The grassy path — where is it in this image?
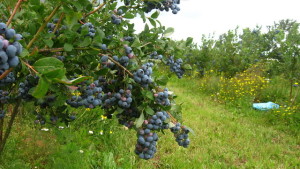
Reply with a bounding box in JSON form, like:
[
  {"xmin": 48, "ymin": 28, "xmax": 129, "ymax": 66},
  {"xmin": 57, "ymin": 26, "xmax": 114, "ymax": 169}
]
[
  {"xmin": 136, "ymin": 78, "xmax": 299, "ymax": 168},
  {"xmin": 1, "ymin": 78, "xmax": 299, "ymax": 169}
]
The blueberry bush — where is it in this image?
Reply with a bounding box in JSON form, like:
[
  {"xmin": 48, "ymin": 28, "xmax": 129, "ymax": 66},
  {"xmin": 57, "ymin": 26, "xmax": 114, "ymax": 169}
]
[{"xmin": 0, "ymin": 0, "xmax": 192, "ymax": 160}]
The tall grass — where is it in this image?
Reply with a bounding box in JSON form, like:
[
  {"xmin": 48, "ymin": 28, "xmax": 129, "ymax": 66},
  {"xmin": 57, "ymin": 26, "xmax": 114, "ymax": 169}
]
[{"xmin": 0, "ymin": 76, "xmax": 299, "ymax": 168}]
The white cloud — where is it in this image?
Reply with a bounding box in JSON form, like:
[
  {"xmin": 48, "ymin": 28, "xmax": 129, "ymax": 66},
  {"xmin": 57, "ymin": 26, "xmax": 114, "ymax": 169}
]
[{"xmin": 132, "ymin": 0, "xmax": 300, "ymax": 44}]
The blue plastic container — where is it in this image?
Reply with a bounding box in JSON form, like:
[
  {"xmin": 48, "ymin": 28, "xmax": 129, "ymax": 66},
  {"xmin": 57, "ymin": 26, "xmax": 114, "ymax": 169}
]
[{"xmin": 252, "ymin": 102, "xmax": 279, "ymax": 111}]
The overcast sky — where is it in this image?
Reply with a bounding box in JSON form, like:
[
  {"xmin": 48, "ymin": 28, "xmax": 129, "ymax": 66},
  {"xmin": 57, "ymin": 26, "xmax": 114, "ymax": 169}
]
[{"xmin": 132, "ymin": 0, "xmax": 300, "ymax": 44}]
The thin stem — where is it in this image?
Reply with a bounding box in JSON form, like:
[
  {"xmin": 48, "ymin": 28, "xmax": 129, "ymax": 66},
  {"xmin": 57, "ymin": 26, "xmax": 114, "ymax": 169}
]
[
  {"xmin": 38, "ymin": 47, "xmax": 90, "ymax": 53},
  {"xmin": 38, "ymin": 47, "xmax": 133, "ymax": 78},
  {"xmin": 106, "ymin": 55, "xmax": 134, "ymax": 77},
  {"xmin": 79, "ymin": 20, "xmax": 85, "ymax": 25},
  {"xmin": 0, "ymin": 99, "xmax": 21, "ymax": 155},
  {"xmin": 39, "ymin": 47, "xmax": 64, "ymax": 53},
  {"xmin": 166, "ymin": 111, "xmax": 177, "ymax": 123},
  {"xmin": 52, "ymin": 12, "xmax": 64, "ymax": 35},
  {"xmin": 0, "ymin": 68, "xmax": 14, "ymax": 80},
  {"xmin": 6, "ymin": 0, "xmax": 23, "ymax": 26},
  {"xmin": 26, "ymin": 5, "xmax": 61, "ymax": 49},
  {"xmin": 85, "ymin": 2, "xmax": 106, "ymax": 18},
  {"xmin": 21, "ymin": 60, "xmax": 38, "ymax": 74},
  {"xmin": 140, "ymin": 42, "xmax": 151, "ymax": 48}
]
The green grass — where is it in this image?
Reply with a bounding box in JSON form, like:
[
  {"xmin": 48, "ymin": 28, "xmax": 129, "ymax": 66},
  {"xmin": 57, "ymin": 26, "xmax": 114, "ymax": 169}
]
[{"xmin": 0, "ymin": 77, "xmax": 299, "ymax": 168}]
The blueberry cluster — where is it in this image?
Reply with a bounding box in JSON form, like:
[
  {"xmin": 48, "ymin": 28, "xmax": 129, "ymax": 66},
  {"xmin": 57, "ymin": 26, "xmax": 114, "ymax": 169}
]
[
  {"xmin": 135, "ymin": 129, "xmax": 158, "ymax": 160},
  {"xmin": 101, "ymin": 92, "xmax": 117, "ymax": 108},
  {"xmin": 116, "ymin": 88, "xmax": 132, "ymax": 108},
  {"xmin": 111, "ymin": 14, "xmax": 122, "ymax": 25},
  {"xmin": 66, "ymin": 95, "xmax": 83, "ymax": 108},
  {"xmin": 66, "ymin": 80, "xmax": 103, "ymax": 109},
  {"xmin": 105, "ymin": 35, "xmax": 113, "ymax": 40},
  {"xmin": 100, "ymin": 55, "xmax": 114, "ymax": 68},
  {"xmin": 154, "ymin": 88, "xmax": 171, "ymax": 106},
  {"xmin": 124, "ymin": 45, "xmax": 134, "ymax": 58},
  {"xmin": 150, "ymin": 51, "xmax": 163, "ymax": 60},
  {"xmin": 57, "ymin": 55, "xmax": 65, "ymax": 61},
  {"xmin": 0, "ymin": 71, "xmax": 15, "ymax": 86},
  {"xmin": 34, "ymin": 110, "xmax": 76, "ymax": 126},
  {"xmin": 0, "ymin": 90, "xmax": 9, "ymax": 104},
  {"xmin": 117, "ymin": 9, "xmax": 124, "ymax": 15},
  {"xmin": 144, "ymin": 0, "xmax": 181, "ymax": 14},
  {"xmin": 135, "ymin": 111, "xmax": 171, "ymax": 160},
  {"xmin": 100, "ymin": 46, "xmax": 133, "ymax": 69},
  {"xmin": 0, "ymin": 110, "xmax": 5, "ymax": 119},
  {"xmin": 37, "ymin": 95, "xmax": 56, "ymax": 109},
  {"xmin": 146, "ymin": 111, "xmax": 170, "ymax": 130},
  {"xmin": 117, "ymin": 107, "xmax": 139, "ymax": 127},
  {"xmin": 79, "ymin": 22, "xmax": 96, "ymax": 37},
  {"xmin": 167, "ymin": 56, "xmax": 184, "ymax": 78},
  {"xmin": 100, "ymin": 55, "xmax": 109, "ymax": 63},
  {"xmin": 123, "ymin": 36, "xmax": 134, "ymax": 42},
  {"xmin": 50, "ymin": 116, "xmax": 59, "ymax": 123},
  {"xmin": 34, "ymin": 114, "xmax": 46, "ymax": 125},
  {"xmin": 133, "ymin": 63, "xmax": 153, "ymax": 88},
  {"xmin": 18, "ymin": 75, "xmax": 39, "ymax": 100},
  {"xmin": 46, "ymin": 18, "xmax": 67, "ymax": 34},
  {"xmin": 0, "ymin": 23, "xmax": 22, "ymax": 70},
  {"xmin": 47, "ymin": 20, "xmax": 57, "ymax": 33},
  {"xmin": 170, "ymin": 123, "xmax": 190, "ymax": 148},
  {"xmin": 99, "ymin": 44, "xmax": 107, "ymax": 50},
  {"xmin": 69, "ymin": 115, "xmax": 76, "ymax": 121},
  {"xmin": 118, "ymin": 56, "xmax": 130, "ymax": 67}
]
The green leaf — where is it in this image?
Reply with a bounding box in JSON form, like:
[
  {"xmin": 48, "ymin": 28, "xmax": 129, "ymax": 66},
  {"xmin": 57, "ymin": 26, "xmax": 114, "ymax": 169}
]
[
  {"xmin": 116, "ymin": 107, "xmax": 124, "ymax": 114},
  {"xmin": 184, "ymin": 126, "xmax": 195, "ymax": 135},
  {"xmin": 43, "ymin": 68, "xmax": 66, "ymax": 79},
  {"xmin": 156, "ymin": 75, "xmax": 169, "ymax": 86},
  {"xmin": 123, "ymin": 12, "xmax": 135, "ymax": 19},
  {"xmin": 183, "ymin": 64, "xmax": 192, "ymax": 70},
  {"xmin": 135, "ymin": 112, "xmax": 144, "ymax": 128},
  {"xmin": 32, "ymin": 77, "xmax": 50, "ymax": 99},
  {"xmin": 142, "ymin": 90, "xmax": 154, "ymax": 100},
  {"xmin": 44, "ymin": 39, "xmax": 53, "ymax": 48},
  {"xmin": 151, "ymin": 11, "xmax": 159, "ymax": 19},
  {"xmin": 69, "ymin": 76, "xmax": 91, "ymax": 84},
  {"xmin": 109, "ymin": 2, "xmax": 118, "ymax": 10},
  {"xmin": 73, "ymin": 2, "xmax": 83, "ymax": 11},
  {"xmin": 64, "ymin": 43, "xmax": 73, "ymax": 52},
  {"xmin": 168, "ymin": 122, "xmax": 175, "ymax": 128},
  {"xmin": 79, "ymin": 37, "xmax": 92, "ymax": 47},
  {"xmin": 186, "ymin": 37, "xmax": 193, "ymax": 46},
  {"xmin": 95, "ymin": 68, "xmax": 109, "ymax": 76},
  {"xmin": 164, "ymin": 27, "xmax": 174, "ymax": 37},
  {"xmin": 80, "ymin": 26, "xmax": 89, "ymax": 36},
  {"xmin": 20, "ymin": 48, "xmax": 29, "ymax": 58},
  {"xmin": 95, "ymin": 28, "xmax": 105, "ymax": 42},
  {"xmin": 171, "ymin": 104, "xmax": 182, "ymax": 113},
  {"xmin": 145, "ymin": 106, "xmax": 154, "ymax": 115},
  {"xmin": 164, "ymin": 118, "xmax": 170, "ymax": 123},
  {"xmin": 144, "ymin": 24, "xmax": 149, "ymax": 33},
  {"xmin": 127, "ymin": 23, "xmax": 134, "ymax": 32},
  {"xmin": 30, "ymin": 0, "xmax": 40, "ymax": 5},
  {"xmin": 33, "ymin": 57, "xmax": 64, "ymax": 75},
  {"xmin": 53, "ymin": 76, "xmax": 91, "ymax": 85},
  {"xmin": 138, "ymin": 11, "xmax": 146, "ymax": 23},
  {"xmin": 131, "ymin": 38, "xmax": 141, "ymax": 48},
  {"xmin": 148, "ymin": 18, "xmax": 156, "ymax": 27}
]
